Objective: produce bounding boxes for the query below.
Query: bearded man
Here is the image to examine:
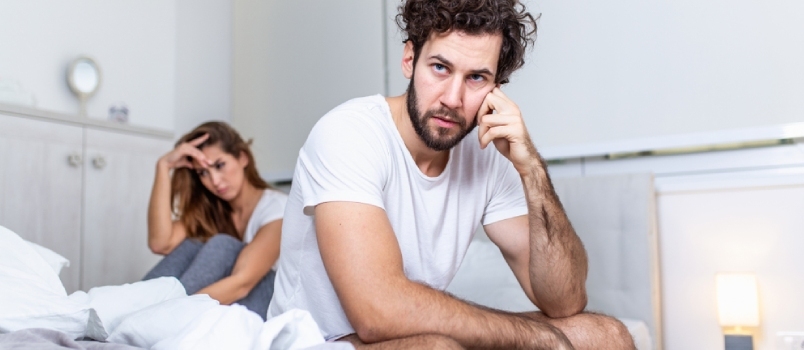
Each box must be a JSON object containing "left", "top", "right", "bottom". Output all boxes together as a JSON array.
[{"left": 268, "top": 1, "right": 636, "bottom": 348}]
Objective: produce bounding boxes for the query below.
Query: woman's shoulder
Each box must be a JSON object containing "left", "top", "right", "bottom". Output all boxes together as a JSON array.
[
  {"left": 253, "top": 189, "right": 287, "bottom": 222},
  {"left": 243, "top": 189, "right": 287, "bottom": 243}
]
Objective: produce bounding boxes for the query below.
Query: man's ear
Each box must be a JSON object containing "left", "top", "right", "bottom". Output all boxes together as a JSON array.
[{"left": 401, "top": 40, "right": 415, "bottom": 80}]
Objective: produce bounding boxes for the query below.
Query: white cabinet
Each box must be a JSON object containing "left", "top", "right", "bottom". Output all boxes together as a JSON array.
[
  {"left": 82, "top": 128, "right": 168, "bottom": 289},
  {"left": 0, "top": 115, "right": 84, "bottom": 292},
  {"left": 0, "top": 109, "right": 172, "bottom": 292}
]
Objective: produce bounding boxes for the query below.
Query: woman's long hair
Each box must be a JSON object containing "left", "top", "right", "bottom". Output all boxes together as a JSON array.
[{"left": 171, "top": 121, "right": 270, "bottom": 241}]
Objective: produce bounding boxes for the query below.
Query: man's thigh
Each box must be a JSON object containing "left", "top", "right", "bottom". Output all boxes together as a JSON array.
[
  {"left": 339, "top": 334, "right": 464, "bottom": 350},
  {"left": 520, "top": 311, "right": 636, "bottom": 350}
]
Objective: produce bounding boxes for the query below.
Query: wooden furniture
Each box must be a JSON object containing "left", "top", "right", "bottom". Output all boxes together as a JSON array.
[{"left": 0, "top": 104, "right": 172, "bottom": 293}]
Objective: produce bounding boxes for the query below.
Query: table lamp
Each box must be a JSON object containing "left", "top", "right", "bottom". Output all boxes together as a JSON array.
[{"left": 717, "top": 272, "right": 759, "bottom": 350}]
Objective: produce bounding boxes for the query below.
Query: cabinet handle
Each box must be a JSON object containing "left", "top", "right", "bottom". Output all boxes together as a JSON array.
[
  {"left": 67, "top": 153, "right": 82, "bottom": 167},
  {"left": 92, "top": 156, "right": 107, "bottom": 169}
]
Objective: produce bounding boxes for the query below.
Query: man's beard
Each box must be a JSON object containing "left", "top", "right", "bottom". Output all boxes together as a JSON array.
[{"left": 406, "top": 76, "right": 477, "bottom": 152}]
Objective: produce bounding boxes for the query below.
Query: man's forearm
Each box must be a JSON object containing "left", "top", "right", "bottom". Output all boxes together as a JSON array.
[
  {"left": 522, "top": 155, "right": 588, "bottom": 317},
  {"left": 364, "top": 279, "right": 571, "bottom": 349}
]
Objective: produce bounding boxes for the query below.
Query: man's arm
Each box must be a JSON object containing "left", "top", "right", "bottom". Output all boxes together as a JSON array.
[
  {"left": 478, "top": 88, "right": 589, "bottom": 318},
  {"left": 316, "top": 201, "right": 573, "bottom": 349}
]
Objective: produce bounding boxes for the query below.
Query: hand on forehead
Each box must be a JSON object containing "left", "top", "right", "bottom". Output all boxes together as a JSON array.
[{"left": 192, "top": 144, "right": 227, "bottom": 169}]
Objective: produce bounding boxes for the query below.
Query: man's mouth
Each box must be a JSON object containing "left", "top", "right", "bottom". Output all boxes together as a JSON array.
[{"left": 432, "top": 116, "right": 458, "bottom": 128}]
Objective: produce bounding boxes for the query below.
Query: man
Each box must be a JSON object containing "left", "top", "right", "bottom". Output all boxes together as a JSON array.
[{"left": 268, "top": 0, "right": 635, "bottom": 348}]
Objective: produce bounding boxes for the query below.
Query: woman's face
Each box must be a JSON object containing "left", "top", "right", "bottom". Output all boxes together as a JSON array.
[{"left": 192, "top": 144, "right": 249, "bottom": 202}]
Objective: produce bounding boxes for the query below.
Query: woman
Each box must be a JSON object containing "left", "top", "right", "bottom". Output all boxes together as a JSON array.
[{"left": 143, "top": 121, "right": 286, "bottom": 319}]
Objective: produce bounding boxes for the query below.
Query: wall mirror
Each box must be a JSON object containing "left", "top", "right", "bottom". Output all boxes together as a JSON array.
[{"left": 67, "top": 56, "right": 101, "bottom": 117}]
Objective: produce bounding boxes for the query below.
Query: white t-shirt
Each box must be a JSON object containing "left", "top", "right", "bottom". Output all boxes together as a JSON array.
[
  {"left": 243, "top": 189, "right": 287, "bottom": 244},
  {"left": 267, "top": 95, "right": 527, "bottom": 339}
]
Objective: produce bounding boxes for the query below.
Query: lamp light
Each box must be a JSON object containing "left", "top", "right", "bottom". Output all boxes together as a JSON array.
[{"left": 717, "top": 272, "right": 759, "bottom": 350}]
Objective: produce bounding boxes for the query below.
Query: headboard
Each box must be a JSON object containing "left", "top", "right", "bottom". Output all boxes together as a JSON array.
[
  {"left": 446, "top": 173, "right": 662, "bottom": 349},
  {"left": 553, "top": 173, "right": 662, "bottom": 349}
]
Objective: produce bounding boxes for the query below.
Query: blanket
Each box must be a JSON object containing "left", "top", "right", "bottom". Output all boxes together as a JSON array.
[{"left": 0, "top": 225, "right": 345, "bottom": 350}]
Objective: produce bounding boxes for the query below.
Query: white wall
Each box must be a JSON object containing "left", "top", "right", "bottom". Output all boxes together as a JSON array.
[
  {"left": 233, "top": 0, "right": 385, "bottom": 181},
  {"left": 174, "top": 0, "right": 233, "bottom": 137},
  {"left": 514, "top": 0, "right": 804, "bottom": 150},
  {"left": 0, "top": 0, "right": 176, "bottom": 131}
]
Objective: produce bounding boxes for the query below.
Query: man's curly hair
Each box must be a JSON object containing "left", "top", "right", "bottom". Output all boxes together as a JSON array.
[{"left": 396, "top": 0, "right": 538, "bottom": 84}]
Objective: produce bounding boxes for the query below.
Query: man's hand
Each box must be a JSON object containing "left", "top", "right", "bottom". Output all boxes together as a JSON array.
[{"left": 477, "top": 87, "right": 538, "bottom": 175}]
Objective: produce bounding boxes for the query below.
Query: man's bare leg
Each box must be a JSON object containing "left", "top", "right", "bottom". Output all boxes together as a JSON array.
[
  {"left": 521, "top": 311, "right": 636, "bottom": 350},
  {"left": 340, "top": 334, "right": 464, "bottom": 350}
]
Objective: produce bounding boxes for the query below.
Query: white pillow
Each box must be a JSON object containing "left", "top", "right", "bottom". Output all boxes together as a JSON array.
[
  {"left": 27, "top": 241, "right": 70, "bottom": 276},
  {"left": 0, "top": 225, "right": 89, "bottom": 339}
]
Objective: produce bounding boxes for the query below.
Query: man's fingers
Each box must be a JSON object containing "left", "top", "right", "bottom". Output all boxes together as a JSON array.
[
  {"left": 479, "top": 113, "right": 519, "bottom": 128},
  {"left": 477, "top": 96, "right": 493, "bottom": 120},
  {"left": 479, "top": 124, "right": 514, "bottom": 149},
  {"left": 485, "top": 88, "right": 519, "bottom": 115}
]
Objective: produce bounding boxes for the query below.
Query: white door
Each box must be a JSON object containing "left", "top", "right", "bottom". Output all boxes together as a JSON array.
[
  {"left": 0, "top": 113, "right": 84, "bottom": 293},
  {"left": 82, "top": 127, "right": 171, "bottom": 289}
]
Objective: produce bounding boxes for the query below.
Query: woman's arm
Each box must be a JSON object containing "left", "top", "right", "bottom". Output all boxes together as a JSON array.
[
  {"left": 147, "top": 134, "right": 210, "bottom": 255},
  {"left": 196, "top": 219, "right": 282, "bottom": 304}
]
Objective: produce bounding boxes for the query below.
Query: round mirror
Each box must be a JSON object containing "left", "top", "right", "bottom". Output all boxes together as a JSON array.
[
  {"left": 73, "top": 60, "right": 99, "bottom": 93},
  {"left": 67, "top": 56, "right": 101, "bottom": 117}
]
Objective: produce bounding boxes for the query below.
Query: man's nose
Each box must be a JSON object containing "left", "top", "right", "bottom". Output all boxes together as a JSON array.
[{"left": 440, "top": 77, "right": 464, "bottom": 110}]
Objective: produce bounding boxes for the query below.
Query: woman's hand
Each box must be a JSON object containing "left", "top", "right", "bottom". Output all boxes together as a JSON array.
[{"left": 159, "top": 133, "right": 211, "bottom": 170}]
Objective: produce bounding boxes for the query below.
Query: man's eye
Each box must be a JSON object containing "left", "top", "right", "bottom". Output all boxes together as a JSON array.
[
  {"left": 434, "top": 63, "right": 447, "bottom": 72},
  {"left": 469, "top": 74, "right": 484, "bottom": 82}
]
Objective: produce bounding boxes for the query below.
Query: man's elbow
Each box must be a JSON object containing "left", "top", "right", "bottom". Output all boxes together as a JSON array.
[
  {"left": 539, "top": 292, "right": 587, "bottom": 319},
  {"left": 349, "top": 302, "right": 398, "bottom": 343}
]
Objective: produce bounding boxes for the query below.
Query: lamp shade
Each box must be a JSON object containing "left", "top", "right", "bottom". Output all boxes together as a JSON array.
[{"left": 716, "top": 273, "right": 759, "bottom": 327}]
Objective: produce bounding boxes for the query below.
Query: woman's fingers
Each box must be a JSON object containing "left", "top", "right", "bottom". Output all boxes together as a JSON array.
[
  {"left": 188, "top": 133, "right": 210, "bottom": 147},
  {"left": 181, "top": 144, "right": 211, "bottom": 168},
  {"left": 163, "top": 142, "right": 211, "bottom": 169}
]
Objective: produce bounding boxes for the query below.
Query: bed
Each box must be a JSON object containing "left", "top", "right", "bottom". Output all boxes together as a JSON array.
[
  {"left": 446, "top": 173, "right": 661, "bottom": 350},
  {"left": 1, "top": 173, "right": 660, "bottom": 349}
]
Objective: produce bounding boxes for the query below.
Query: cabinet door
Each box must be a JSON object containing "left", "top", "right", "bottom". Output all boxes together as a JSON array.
[
  {"left": 82, "top": 128, "right": 171, "bottom": 289},
  {"left": 0, "top": 113, "right": 84, "bottom": 293}
]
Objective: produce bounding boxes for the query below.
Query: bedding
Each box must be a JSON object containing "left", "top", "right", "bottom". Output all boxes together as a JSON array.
[
  {"left": 0, "top": 328, "right": 140, "bottom": 349},
  {"left": 0, "top": 224, "right": 345, "bottom": 350},
  {"left": 28, "top": 241, "right": 71, "bottom": 276}
]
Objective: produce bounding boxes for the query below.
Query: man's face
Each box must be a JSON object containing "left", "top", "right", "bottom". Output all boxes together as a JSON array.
[{"left": 403, "top": 31, "right": 503, "bottom": 151}]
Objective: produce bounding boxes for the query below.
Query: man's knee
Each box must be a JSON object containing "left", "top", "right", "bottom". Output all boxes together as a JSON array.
[
  {"left": 525, "top": 312, "right": 634, "bottom": 350},
  {"left": 565, "top": 313, "right": 635, "bottom": 350}
]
